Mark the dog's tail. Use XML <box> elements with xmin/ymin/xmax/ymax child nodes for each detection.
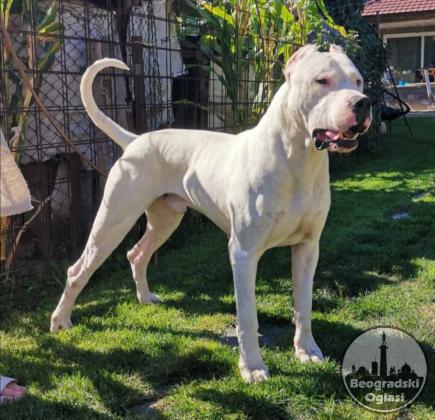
<box><xmin>80</xmin><ymin>58</ymin><xmax>136</xmax><ymax>150</ymax></box>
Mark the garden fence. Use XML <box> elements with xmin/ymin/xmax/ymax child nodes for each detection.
<box><xmin>1</xmin><ymin>0</ymin><xmax>338</xmax><ymax>270</ymax></box>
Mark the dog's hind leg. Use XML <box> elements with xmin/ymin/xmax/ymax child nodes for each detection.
<box><xmin>50</xmin><ymin>163</ymin><xmax>153</xmax><ymax>332</ymax></box>
<box><xmin>127</xmin><ymin>195</ymin><xmax>185</xmax><ymax>304</ymax></box>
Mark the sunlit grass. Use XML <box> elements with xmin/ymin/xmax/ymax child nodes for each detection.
<box><xmin>1</xmin><ymin>119</ymin><xmax>434</xmax><ymax>419</ymax></box>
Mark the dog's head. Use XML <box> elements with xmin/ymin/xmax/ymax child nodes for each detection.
<box><xmin>283</xmin><ymin>44</ymin><xmax>371</xmax><ymax>153</ymax></box>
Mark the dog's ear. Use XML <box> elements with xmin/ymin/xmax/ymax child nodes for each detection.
<box><xmin>329</xmin><ymin>44</ymin><xmax>344</xmax><ymax>54</ymax></box>
<box><xmin>284</xmin><ymin>44</ymin><xmax>318</xmax><ymax>82</ymax></box>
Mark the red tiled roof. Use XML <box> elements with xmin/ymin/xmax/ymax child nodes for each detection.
<box><xmin>362</xmin><ymin>0</ymin><xmax>435</xmax><ymax>16</ymax></box>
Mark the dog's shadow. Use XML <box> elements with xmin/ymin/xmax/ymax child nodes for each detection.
<box><xmin>146</xmin><ymin>192</ymin><xmax>434</xmax><ymax>321</ymax></box>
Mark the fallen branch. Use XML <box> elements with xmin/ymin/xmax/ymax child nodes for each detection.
<box><xmin>5</xmin><ymin>196</ymin><xmax>51</xmax><ymax>270</ymax></box>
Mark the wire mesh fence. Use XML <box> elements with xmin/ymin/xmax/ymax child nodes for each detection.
<box><xmin>1</xmin><ymin>0</ymin><xmax>341</xmax><ymax>271</ymax></box>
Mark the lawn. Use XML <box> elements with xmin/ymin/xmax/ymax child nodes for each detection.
<box><xmin>1</xmin><ymin>118</ymin><xmax>434</xmax><ymax>419</ymax></box>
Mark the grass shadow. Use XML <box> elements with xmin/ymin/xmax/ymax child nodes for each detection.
<box><xmin>0</xmin><ymin>395</ymin><xmax>110</xmax><ymax>420</ymax></box>
<box><xmin>1</xmin><ymin>333</ymin><xmax>232</xmax><ymax>418</ymax></box>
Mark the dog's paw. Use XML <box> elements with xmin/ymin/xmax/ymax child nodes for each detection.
<box><xmin>294</xmin><ymin>339</ymin><xmax>324</xmax><ymax>363</ymax></box>
<box><xmin>239</xmin><ymin>365</ymin><xmax>270</xmax><ymax>384</ymax></box>
<box><xmin>50</xmin><ymin>315</ymin><xmax>73</xmax><ymax>333</ymax></box>
<box><xmin>138</xmin><ymin>292</ymin><xmax>162</xmax><ymax>304</ymax></box>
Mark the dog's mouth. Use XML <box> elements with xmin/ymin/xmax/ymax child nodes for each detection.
<box><xmin>313</xmin><ymin>124</ymin><xmax>366</xmax><ymax>152</ymax></box>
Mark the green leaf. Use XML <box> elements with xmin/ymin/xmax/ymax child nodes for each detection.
<box><xmin>201</xmin><ymin>2</ymin><xmax>235</xmax><ymax>27</ymax></box>
<box><xmin>36</xmin><ymin>39</ymin><xmax>61</xmax><ymax>72</ymax></box>
<box><xmin>1</xmin><ymin>0</ymin><xmax>15</xmax><ymax>27</ymax></box>
<box><xmin>38</xmin><ymin>21</ymin><xmax>61</xmax><ymax>35</ymax></box>
<box><xmin>36</xmin><ymin>1</ymin><xmax>58</xmax><ymax>32</ymax></box>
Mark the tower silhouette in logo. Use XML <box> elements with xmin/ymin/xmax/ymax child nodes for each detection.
<box><xmin>379</xmin><ymin>331</ymin><xmax>388</xmax><ymax>377</ymax></box>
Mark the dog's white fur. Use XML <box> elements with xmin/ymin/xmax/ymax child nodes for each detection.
<box><xmin>51</xmin><ymin>45</ymin><xmax>371</xmax><ymax>383</ymax></box>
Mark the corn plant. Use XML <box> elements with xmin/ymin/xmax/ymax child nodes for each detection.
<box><xmin>179</xmin><ymin>0</ymin><xmax>353</xmax><ymax>129</ymax></box>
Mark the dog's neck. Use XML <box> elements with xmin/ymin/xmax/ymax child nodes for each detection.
<box><xmin>257</xmin><ymin>83</ymin><xmax>328</xmax><ymax>171</ymax></box>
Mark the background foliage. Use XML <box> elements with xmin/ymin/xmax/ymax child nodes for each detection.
<box><xmin>176</xmin><ymin>0</ymin><xmax>387</xmax><ymax>149</ymax></box>
<box><xmin>0</xmin><ymin>0</ymin><xmax>62</xmax><ymax>265</ymax></box>
<box><xmin>1</xmin><ymin>0</ymin><xmax>62</xmax><ymax>160</ymax></box>
<box><xmin>324</xmin><ymin>0</ymin><xmax>389</xmax><ymax>149</ymax></box>
<box><xmin>178</xmin><ymin>0</ymin><xmax>354</xmax><ymax>127</ymax></box>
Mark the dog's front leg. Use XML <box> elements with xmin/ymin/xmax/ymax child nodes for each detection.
<box><xmin>292</xmin><ymin>240</ymin><xmax>324</xmax><ymax>362</ymax></box>
<box><xmin>229</xmin><ymin>240</ymin><xmax>269</xmax><ymax>383</ymax></box>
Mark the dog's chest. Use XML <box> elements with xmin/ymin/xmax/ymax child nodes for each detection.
<box><xmin>266</xmin><ymin>180</ymin><xmax>330</xmax><ymax>247</ymax></box>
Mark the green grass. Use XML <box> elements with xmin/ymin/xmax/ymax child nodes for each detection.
<box><xmin>1</xmin><ymin>119</ymin><xmax>434</xmax><ymax>419</ymax></box>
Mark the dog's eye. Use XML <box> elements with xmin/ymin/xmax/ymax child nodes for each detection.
<box><xmin>356</xmin><ymin>79</ymin><xmax>362</xmax><ymax>87</ymax></box>
<box><xmin>316</xmin><ymin>79</ymin><xmax>329</xmax><ymax>86</ymax></box>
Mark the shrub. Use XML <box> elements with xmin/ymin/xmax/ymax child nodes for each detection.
<box><xmin>324</xmin><ymin>0</ymin><xmax>388</xmax><ymax>150</ymax></box>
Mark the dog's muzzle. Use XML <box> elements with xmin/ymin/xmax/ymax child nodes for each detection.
<box><xmin>312</xmin><ymin>122</ymin><xmax>368</xmax><ymax>151</ymax></box>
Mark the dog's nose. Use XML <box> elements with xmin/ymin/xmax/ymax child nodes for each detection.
<box><xmin>352</xmin><ymin>97</ymin><xmax>371</xmax><ymax>124</ymax></box>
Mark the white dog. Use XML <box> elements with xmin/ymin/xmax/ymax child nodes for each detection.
<box><xmin>51</xmin><ymin>44</ymin><xmax>371</xmax><ymax>383</ymax></box>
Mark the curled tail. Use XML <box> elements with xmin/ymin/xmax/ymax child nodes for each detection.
<box><xmin>80</xmin><ymin>58</ymin><xmax>137</xmax><ymax>150</ymax></box>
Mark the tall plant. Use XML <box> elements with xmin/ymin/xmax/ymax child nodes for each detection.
<box><xmin>1</xmin><ymin>0</ymin><xmax>62</xmax><ymax>161</ymax></box>
<box><xmin>0</xmin><ymin>0</ymin><xmax>62</xmax><ymax>262</ymax></box>
<box><xmin>178</xmin><ymin>0</ymin><xmax>354</xmax><ymax>129</ymax></box>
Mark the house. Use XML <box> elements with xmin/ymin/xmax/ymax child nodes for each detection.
<box><xmin>363</xmin><ymin>0</ymin><xmax>435</xmax><ymax>110</ymax></box>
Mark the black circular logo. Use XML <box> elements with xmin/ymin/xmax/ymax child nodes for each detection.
<box><xmin>341</xmin><ymin>327</ymin><xmax>427</xmax><ymax>413</ymax></box>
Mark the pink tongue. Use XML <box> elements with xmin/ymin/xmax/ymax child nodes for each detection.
<box><xmin>325</xmin><ymin>130</ymin><xmax>340</xmax><ymax>140</ymax></box>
